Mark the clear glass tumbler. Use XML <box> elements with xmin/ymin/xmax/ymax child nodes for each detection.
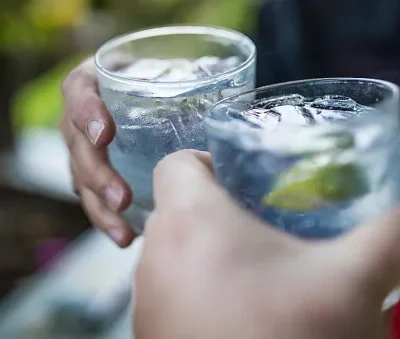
<box><xmin>205</xmin><ymin>78</ymin><xmax>400</xmax><ymax>239</ymax></box>
<box><xmin>205</xmin><ymin>78</ymin><xmax>400</xmax><ymax>309</ymax></box>
<box><xmin>95</xmin><ymin>25</ymin><xmax>256</xmax><ymax>233</ymax></box>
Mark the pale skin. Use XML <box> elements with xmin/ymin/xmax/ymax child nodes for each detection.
<box><xmin>136</xmin><ymin>150</ymin><xmax>398</xmax><ymax>339</ymax></box>
<box><xmin>62</xmin><ymin>60</ymin><xmax>397</xmax><ymax>339</ymax></box>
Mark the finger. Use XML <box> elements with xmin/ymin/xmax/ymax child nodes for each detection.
<box><xmin>152</xmin><ymin>150</ymin><xmax>288</xmax><ymax>239</ymax></box>
<box><xmin>70</xmin><ymin>132</ymin><xmax>132</xmax><ymax>212</ymax></box>
<box><xmin>150</xmin><ymin>149</ymin><xmax>240</xmax><ymax>243</ymax></box>
<box><xmin>153</xmin><ymin>150</ymin><xmax>223</xmax><ymax>213</ymax></box>
<box><xmin>61</xmin><ymin>57</ymin><xmax>115</xmax><ymax>147</ymax></box>
<box><xmin>80</xmin><ymin>187</ymin><xmax>135</xmax><ymax>247</ymax></box>
<box><xmin>333</xmin><ymin>209</ymin><xmax>400</xmax><ymax>298</ymax></box>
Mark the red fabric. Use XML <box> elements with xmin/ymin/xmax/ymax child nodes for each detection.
<box><xmin>391</xmin><ymin>302</ymin><xmax>400</xmax><ymax>339</ymax></box>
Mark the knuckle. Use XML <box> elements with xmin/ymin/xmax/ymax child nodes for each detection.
<box><xmin>80</xmin><ymin>191</ymin><xmax>104</xmax><ymax>226</ymax></box>
<box><xmin>60</xmin><ymin>115</ymin><xmax>73</xmax><ymax>138</ymax></box>
<box><xmin>61</xmin><ymin>67</ymin><xmax>80</xmax><ymax>95</ymax></box>
<box><xmin>70</xmin><ymin>66</ymin><xmax>88</xmax><ymax>83</ymax></box>
<box><xmin>64</xmin><ymin>126</ymin><xmax>78</xmax><ymax>151</ymax></box>
<box><xmin>82</xmin><ymin>205</ymin><xmax>101</xmax><ymax>227</ymax></box>
<box><xmin>62</xmin><ymin>65</ymin><xmax>94</xmax><ymax>97</ymax></box>
<box><xmin>70</xmin><ymin>150</ymin><xmax>97</xmax><ymax>189</ymax></box>
<box><xmin>83</xmin><ymin>162</ymin><xmax>111</xmax><ymax>194</ymax></box>
<box><xmin>80</xmin><ymin>92</ymin><xmax>103</xmax><ymax>114</ymax></box>
<box><xmin>72</xmin><ymin>92</ymin><xmax>107</xmax><ymax>127</ymax></box>
<box><xmin>69</xmin><ymin>159</ymin><xmax>81</xmax><ymax>182</ymax></box>
<box><xmin>65</xmin><ymin>134</ymin><xmax>76</xmax><ymax>151</ymax></box>
<box><xmin>82</xmin><ymin>163</ymin><xmax>101</xmax><ymax>187</ymax></box>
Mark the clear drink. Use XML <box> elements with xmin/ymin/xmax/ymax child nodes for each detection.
<box><xmin>95</xmin><ymin>26</ymin><xmax>256</xmax><ymax>233</ymax></box>
<box><xmin>205</xmin><ymin>79</ymin><xmax>400</xmax><ymax>239</ymax></box>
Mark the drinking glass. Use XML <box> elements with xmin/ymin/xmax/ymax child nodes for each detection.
<box><xmin>205</xmin><ymin>78</ymin><xmax>400</xmax><ymax>308</ymax></box>
<box><xmin>95</xmin><ymin>25</ymin><xmax>256</xmax><ymax>233</ymax></box>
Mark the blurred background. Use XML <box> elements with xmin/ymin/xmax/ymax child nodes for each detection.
<box><xmin>0</xmin><ymin>0</ymin><xmax>258</xmax><ymax>337</ymax></box>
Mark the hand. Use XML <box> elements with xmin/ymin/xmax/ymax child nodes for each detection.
<box><xmin>61</xmin><ymin>57</ymin><xmax>135</xmax><ymax>247</ymax></box>
<box><xmin>135</xmin><ymin>149</ymin><xmax>400</xmax><ymax>339</ymax></box>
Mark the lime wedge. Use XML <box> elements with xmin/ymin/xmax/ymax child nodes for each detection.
<box><xmin>263</xmin><ymin>160</ymin><xmax>369</xmax><ymax>211</ymax></box>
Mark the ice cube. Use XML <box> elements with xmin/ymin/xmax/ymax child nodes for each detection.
<box><xmin>156</xmin><ymin>59</ymin><xmax>197</xmax><ymax>81</ymax></box>
<box><xmin>218</xmin><ymin>56</ymin><xmax>241</xmax><ymax>71</ymax></box>
<box><xmin>240</xmin><ymin>108</ymin><xmax>279</xmax><ymax>128</ymax></box>
<box><xmin>314</xmin><ymin>109</ymin><xmax>358</xmax><ymax>123</ymax></box>
<box><xmin>209</xmin><ymin>56</ymin><xmax>241</xmax><ymax>74</ymax></box>
<box><xmin>194</xmin><ymin>56</ymin><xmax>221</xmax><ymax>78</ymax></box>
<box><xmin>118</xmin><ymin>59</ymin><xmax>171</xmax><ymax>80</ymax></box>
<box><xmin>274</xmin><ymin>105</ymin><xmax>315</xmax><ymax>125</ymax></box>
<box><xmin>194</xmin><ymin>56</ymin><xmax>242</xmax><ymax>77</ymax></box>
<box><xmin>235</xmin><ymin>94</ymin><xmax>376</xmax><ymax>128</ymax></box>
<box><xmin>254</xmin><ymin>94</ymin><xmax>305</xmax><ymax>109</ymax></box>
<box><xmin>310</xmin><ymin>95</ymin><xmax>357</xmax><ymax>111</ymax></box>
<box><xmin>116</xmin><ymin>56</ymin><xmax>242</xmax><ymax>83</ymax></box>
<box><xmin>240</xmin><ymin>104</ymin><xmax>313</xmax><ymax>128</ymax></box>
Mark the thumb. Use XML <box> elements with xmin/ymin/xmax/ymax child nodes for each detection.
<box><xmin>334</xmin><ymin>209</ymin><xmax>400</xmax><ymax>300</ymax></box>
<box><xmin>152</xmin><ymin>149</ymin><xmax>216</xmax><ymax>211</ymax></box>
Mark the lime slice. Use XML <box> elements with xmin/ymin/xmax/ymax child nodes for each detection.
<box><xmin>263</xmin><ymin>160</ymin><xmax>369</xmax><ymax>211</ymax></box>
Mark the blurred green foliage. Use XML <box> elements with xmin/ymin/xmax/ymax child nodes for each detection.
<box><xmin>1</xmin><ymin>0</ymin><xmax>256</xmax><ymax>53</ymax></box>
<box><xmin>11</xmin><ymin>56</ymin><xmax>86</xmax><ymax>132</ymax></box>
<box><xmin>110</xmin><ymin>0</ymin><xmax>255</xmax><ymax>33</ymax></box>
<box><xmin>0</xmin><ymin>0</ymin><xmax>90</xmax><ymax>52</ymax></box>
<box><xmin>5</xmin><ymin>0</ymin><xmax>258</xmax><ymax>131</ymax></box>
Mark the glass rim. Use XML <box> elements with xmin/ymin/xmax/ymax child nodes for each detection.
<box><xmin>206</xmin><ymin>77</ymin><xmax>400</xmax><ymax>129</ymax></box>
<box><xmin>94</xmin><ymin>25</ymin><xmax>256</xmax><ymax>88</ymax></box>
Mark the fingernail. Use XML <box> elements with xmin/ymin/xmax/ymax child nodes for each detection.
<box><xmin>87</xmin><ymin>120</ymin><xmax>104</xmax><ymax>145</ymax></box>
<box><xmin>108</xmin><ymin>228</ymin><xmax>126</xmax><ymax>245</ymax></box>
<box><xmin>105</xmin><ymin>184</ymin><xmax>123</xmax><ymax>211</ymax></box>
